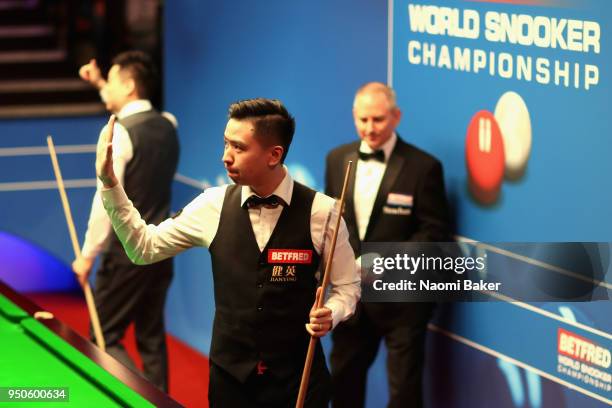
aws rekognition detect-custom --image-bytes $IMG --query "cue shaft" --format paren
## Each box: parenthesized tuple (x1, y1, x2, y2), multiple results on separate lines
(295, 160, 353, 408)
(47, 136, 106, 351)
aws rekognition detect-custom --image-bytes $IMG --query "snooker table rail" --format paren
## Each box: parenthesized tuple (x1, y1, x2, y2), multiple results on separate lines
(0, 280, 183, 408)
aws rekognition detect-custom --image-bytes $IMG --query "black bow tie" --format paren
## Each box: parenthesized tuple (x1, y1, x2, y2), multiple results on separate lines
(243, 194, 282, 209)
(358, 149, 385, 162)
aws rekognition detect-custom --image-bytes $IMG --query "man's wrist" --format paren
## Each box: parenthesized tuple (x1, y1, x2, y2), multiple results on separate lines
(101, 176, 118, 189)
(79, 252, 96, 262)
(81, 255, 95, 265)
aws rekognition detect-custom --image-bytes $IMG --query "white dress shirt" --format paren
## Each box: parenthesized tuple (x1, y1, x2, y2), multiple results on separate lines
(100, 168, 361, 328)
(354, 133, 397, 240)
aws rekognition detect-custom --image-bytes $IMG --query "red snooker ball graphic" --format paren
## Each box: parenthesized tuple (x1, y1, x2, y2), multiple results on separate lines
(465, 110, 505, 205)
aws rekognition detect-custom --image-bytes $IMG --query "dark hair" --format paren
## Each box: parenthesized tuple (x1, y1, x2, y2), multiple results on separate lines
(228, 98, 295, 163)
(112, 51, 158, 100)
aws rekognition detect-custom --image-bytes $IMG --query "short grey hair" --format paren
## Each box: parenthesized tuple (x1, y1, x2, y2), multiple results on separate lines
(353, 82, 397, 108)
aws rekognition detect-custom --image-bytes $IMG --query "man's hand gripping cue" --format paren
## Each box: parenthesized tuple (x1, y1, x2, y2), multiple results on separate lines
(306, 287, 333, 337)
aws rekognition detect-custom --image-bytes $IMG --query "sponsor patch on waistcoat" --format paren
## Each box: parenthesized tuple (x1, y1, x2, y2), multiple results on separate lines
(267, 249, 313, 264)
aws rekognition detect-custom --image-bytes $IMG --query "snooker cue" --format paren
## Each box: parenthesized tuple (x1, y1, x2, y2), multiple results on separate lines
(295, 160, 353, 408)
(47, 135, 106, 351)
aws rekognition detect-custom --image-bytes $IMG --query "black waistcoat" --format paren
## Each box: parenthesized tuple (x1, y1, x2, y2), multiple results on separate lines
(106, 110, 179, 262)
(208, 182, 322, 382)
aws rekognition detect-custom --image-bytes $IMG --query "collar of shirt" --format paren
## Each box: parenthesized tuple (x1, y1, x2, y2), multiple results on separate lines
(358, 132, 397, 163)
(240, 165, 293, 207)
(117, 99, 153, 120)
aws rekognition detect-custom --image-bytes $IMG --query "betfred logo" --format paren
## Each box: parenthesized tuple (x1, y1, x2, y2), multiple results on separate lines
(558, 328, 611, 369)
(268, 249, 313, 264)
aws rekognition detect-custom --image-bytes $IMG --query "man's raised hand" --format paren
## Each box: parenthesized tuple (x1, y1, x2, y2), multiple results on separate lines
(79, 59, 105, 89)
(96, 115, 118, 188)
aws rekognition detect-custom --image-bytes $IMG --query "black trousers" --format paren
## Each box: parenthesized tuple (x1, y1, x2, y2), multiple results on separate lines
(208, 357, 331, 408)
(330, 302, 434, 408)
(93, 254, 173, 391)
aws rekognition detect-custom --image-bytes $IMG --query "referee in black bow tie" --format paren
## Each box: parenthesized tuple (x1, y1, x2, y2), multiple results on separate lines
(325, 82, 451, 408)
